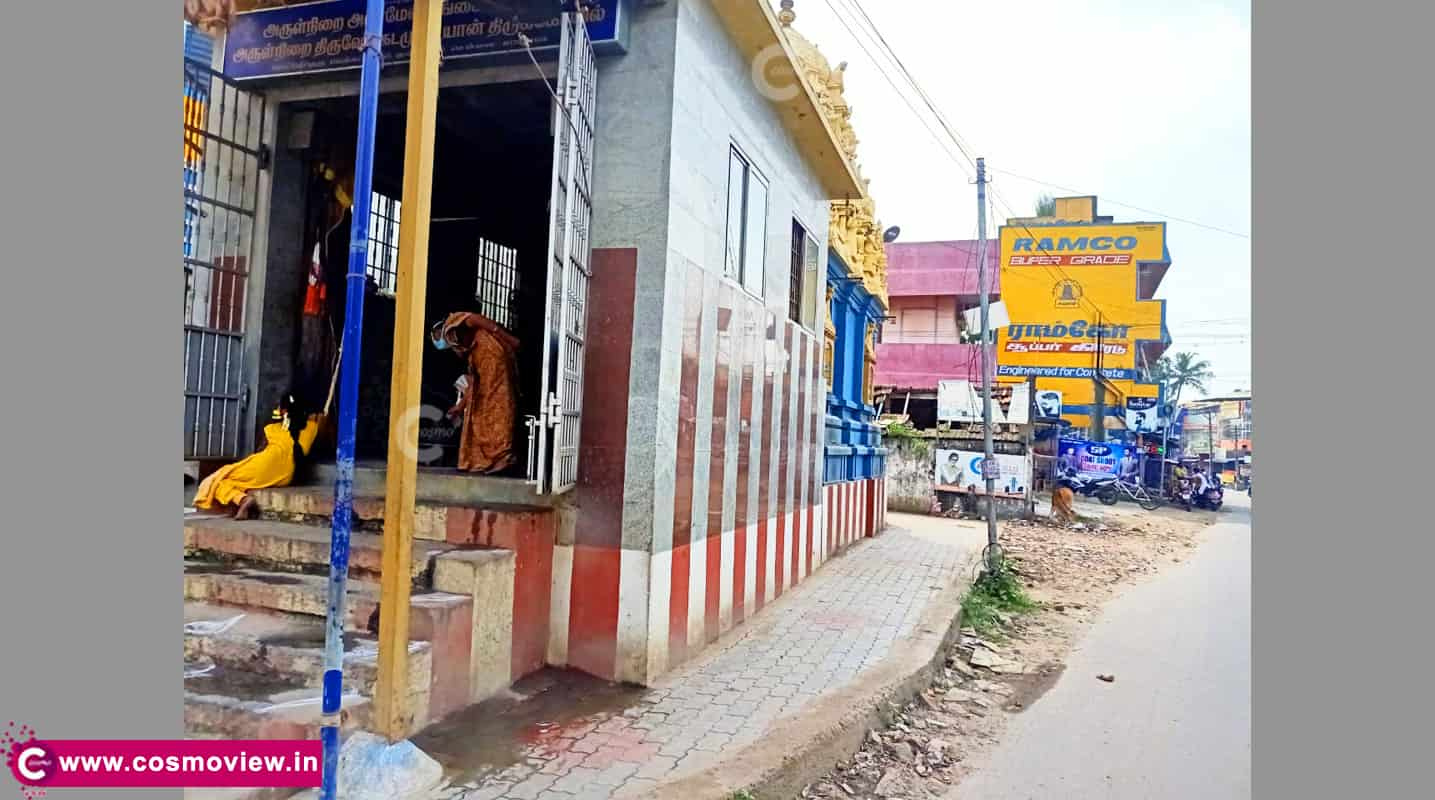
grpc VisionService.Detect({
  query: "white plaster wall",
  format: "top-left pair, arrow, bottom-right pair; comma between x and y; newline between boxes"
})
667,0 -> 831,313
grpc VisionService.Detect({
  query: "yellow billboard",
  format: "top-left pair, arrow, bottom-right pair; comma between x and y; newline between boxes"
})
996,221 -> 1169,431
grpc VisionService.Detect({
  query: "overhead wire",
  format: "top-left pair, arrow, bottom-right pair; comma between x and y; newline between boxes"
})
827,0 -> 1247,322
826,0 -> 1246,392
819,0 -> 973,181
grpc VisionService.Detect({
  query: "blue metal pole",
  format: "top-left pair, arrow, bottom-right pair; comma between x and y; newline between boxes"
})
322,1 -> 384,797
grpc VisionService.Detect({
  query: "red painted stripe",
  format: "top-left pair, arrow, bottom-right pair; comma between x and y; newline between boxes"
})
756,517 -> 769,611
868,479 -> 877,537
705,284 -> 735,644
668,542 -> 690,666
568,545 -> 621,680
774,510 -> 786,597
671,268 -> 707,553
706,527 -> 721,643
734,301 -> 754,624
444,507 -> 556,680
756,311 -> 776,610
734,523 -> 748,623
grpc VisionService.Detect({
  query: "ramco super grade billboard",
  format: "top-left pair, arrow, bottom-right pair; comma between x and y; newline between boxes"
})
996,222 -> 1169,426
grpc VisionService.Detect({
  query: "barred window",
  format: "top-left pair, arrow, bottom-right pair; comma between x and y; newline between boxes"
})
365,191 -> 401,295
475,236 -> 519,331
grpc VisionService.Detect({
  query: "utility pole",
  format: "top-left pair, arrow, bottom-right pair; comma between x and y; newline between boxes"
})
1092,315 -> 1105,442
975,157 -> 999,572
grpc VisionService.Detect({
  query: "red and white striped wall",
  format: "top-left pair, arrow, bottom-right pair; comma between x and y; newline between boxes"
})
545,252 -> 890,687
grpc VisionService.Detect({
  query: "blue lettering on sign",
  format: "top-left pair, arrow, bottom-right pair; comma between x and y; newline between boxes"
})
1004,322 -> 1133,343
1012,236 -> 1140,252
995,365 -> 1138,380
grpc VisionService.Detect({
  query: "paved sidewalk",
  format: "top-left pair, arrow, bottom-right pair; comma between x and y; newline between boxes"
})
423,514 -> 982,800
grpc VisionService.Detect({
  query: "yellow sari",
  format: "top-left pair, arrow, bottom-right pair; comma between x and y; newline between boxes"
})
194,415 -> 322,509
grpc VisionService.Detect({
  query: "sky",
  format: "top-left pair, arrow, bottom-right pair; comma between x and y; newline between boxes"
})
773,0 -> 1252,397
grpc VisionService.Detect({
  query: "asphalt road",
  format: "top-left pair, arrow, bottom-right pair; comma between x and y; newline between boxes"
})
952,494 -> 1252,799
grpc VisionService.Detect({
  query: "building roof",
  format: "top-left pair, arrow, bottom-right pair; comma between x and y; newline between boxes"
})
711,0 -> 865,198
883,240 -> 1000,298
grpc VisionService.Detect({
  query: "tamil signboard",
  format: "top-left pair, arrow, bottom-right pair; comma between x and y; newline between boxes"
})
995,218 -> 1168,430
935,448 -> 1031,498
223,0 -> 627,80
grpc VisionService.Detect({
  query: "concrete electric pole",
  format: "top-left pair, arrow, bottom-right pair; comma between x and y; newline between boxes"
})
975,158 -> 999,572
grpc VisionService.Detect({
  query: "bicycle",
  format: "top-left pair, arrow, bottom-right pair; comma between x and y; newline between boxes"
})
1098,476 -> 1164,511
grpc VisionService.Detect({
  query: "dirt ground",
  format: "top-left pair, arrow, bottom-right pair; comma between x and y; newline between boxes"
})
794,497 -> 1215,799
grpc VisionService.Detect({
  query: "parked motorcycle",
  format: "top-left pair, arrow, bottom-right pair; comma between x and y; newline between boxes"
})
1058,468 -> 1120,505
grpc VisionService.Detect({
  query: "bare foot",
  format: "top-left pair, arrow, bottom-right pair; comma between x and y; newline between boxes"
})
234,496 -> 258,520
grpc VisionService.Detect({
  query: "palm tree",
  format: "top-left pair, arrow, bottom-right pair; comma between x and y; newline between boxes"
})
1154,351 -> 1214,403
1152,352 -> 1214,468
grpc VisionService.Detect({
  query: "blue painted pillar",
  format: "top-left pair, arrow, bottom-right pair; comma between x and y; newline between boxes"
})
321,0 -> 383,797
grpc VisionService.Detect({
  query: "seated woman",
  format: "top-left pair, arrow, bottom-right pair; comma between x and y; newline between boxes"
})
193,393 -> 323,519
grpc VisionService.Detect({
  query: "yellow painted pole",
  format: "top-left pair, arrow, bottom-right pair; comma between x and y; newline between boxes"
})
376,0 -> 443,743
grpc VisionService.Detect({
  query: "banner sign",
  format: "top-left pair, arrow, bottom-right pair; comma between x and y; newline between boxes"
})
935,448 -> 1031,497
937,381 -> 1030,424
223,0 -> 625,80
1057,437 -> 1140,481
1124,396 -> 1160,433
1034,388 -> 1063,419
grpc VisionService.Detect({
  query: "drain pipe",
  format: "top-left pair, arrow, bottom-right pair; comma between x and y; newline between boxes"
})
322,1 -> 384,798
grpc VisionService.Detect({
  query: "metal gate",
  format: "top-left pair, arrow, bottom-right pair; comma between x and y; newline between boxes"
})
184,57 -> 268,460
529,12 -> 597,495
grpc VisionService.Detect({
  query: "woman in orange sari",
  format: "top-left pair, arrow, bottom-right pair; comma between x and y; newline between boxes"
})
193,393 -> 323,518
431,312 -> 520,474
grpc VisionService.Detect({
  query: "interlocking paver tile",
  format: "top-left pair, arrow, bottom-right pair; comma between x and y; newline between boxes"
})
444,524 -> 976,800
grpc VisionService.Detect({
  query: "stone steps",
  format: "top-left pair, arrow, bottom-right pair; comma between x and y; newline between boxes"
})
184,515 -> 452,582
180,469 -> 560,744
249,486 -> 554,546
183,602 -> 432,698
308,464 -> 556,509
183,689 -> 371,740
183,561 -> 472,636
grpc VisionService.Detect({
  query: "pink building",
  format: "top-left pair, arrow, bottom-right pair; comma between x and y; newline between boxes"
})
876,240 -> 998,425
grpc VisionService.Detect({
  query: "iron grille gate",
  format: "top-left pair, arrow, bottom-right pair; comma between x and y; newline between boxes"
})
184,58 -> 268,460
529,12 -> 597,495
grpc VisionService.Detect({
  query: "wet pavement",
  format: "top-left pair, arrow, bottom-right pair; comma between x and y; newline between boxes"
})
418,515 -> 983,800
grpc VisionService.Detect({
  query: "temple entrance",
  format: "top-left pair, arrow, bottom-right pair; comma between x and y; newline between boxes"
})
284,78 -> 556,480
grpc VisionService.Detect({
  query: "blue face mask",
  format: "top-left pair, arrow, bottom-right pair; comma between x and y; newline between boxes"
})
432,337 -> 448,351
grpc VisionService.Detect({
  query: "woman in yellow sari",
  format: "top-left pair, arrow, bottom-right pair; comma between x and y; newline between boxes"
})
194,393 -> 323,519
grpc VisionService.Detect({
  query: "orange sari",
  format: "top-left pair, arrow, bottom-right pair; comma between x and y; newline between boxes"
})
437,312 -> 520,474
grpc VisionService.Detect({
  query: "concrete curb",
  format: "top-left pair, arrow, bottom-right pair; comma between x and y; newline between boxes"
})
639,550 -> 982,800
